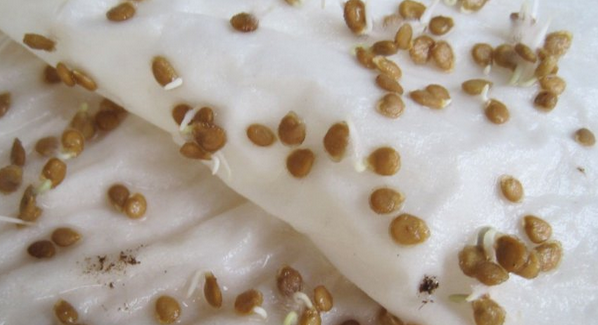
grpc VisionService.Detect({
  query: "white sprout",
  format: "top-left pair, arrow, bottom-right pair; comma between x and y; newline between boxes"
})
164,77 -> 183,91
79,102 -> 89,112
483,64 -> 492,76
179,107 -> 199,132
477,227 -> 498,261
57,152 -> 75,161
508,65 -> 524,86
252,306 -> 268,319
531,0 -> 539,20
420,0 -> 440,26
345,118 -> 366,173
209,155 -> 220,175
214,151 -> 232,180
293,292 -> 314,309
186,270 -> 203,298
448,294 -> 469,303
34,179 -> 52,195
283,311 -> 298,325
0,215 -> 35,226
480,84 -> 490,103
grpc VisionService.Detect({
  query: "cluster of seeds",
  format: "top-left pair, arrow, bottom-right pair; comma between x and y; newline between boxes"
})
107,183 -> 147,219
27,227 -> 81,259
171,104 -> 227,162
0,138 -> 25,194
54,61 -> 98,91
155,295 -> 181,324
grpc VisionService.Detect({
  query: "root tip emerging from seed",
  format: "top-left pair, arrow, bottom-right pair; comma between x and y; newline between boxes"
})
252,306 -> 268,319
293,292 -> 314,309
0,215 -> 35,226
283,311 -> 298,325
187,270 -> 203,298
164,77 -> 183,91
35,179 -> 53,195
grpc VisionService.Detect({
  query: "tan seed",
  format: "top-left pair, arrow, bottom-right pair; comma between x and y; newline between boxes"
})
285,0 -> 302,6
409,35 -> 435,65
394,23 -> 413,50
35,136 -> 59,157
458,245 -> 487,277
193,107 -> 215,124
247,124 -> 277,147
0,92 -> 11,118
100,98 -> 127,118
106,2 -> 136,22
95,110 -> 121,131
230,12 -> 259,32
343,0 -> 367,35
495,235 -> 528,272
493,44 -> 518,71
372,41 -> 398,56
426,84 -> 450,101
369,188 -> 405,215
54,299 -> 79,324
523,215 -> 552,244
355,46 -> 376,69
376,93 -> 405,119
376,74 -> 404,94
42,158 -> 66,188
431,41 -> 455,72
543,31 -> 572,57
378,307 -> 404,325
533,91 -> 558,112
474,261 -> 509,286
72,69 -> 98,91
152,56 -> 179,87
155,295 -> 181,324
234,289 -> 263,315
193,122 -> 227,152
278,112 -> 306,146
172,104 -> 191,125
389,213 -> 430,245
108,184 -> 130,211
535,55 -> 558,78
180,142 -> 212,160
204,272 -> 223,308
277,265 -> 303,296
43,65 -> 61,84
0,165 -> 22,194
124,193 -> 147,219
70,109 -> 96,140
287,149 -> 315,178
19,185 -> 42,223
56,62 -> 75,87
313,285 -> 333,312
340,320 -> 361,325
539,75 -> 566,95
373,57 -> 402,79
23,33 -> 55,51
429,16 -> 454,36
323,122 -> 350,162
462,79 -> 493,95
574,128 -> 596,147
11,138 -> 26,167
27,240 -> 56,259
499,175 -> 523,203
409,90 -> 443,109
514,43 -> 537,63
51,227 -> 82,247
534,241 -> 563,272
461,0 -> 488,12
368,147 -> 400,176
399,0 -> 426,20
514,250 -> 541,279
300,308 -> 322,325
61,129 -> 85,157
471,296 -> 506,325
484,99 -> 509,124
471,43 -> 493,68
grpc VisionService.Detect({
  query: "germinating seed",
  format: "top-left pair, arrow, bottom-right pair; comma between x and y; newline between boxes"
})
35,136 -> 58,157
458,245 -> 487,277
108,184 -> 130,211
514,250 -> 541,279
534,91 -> 558,111
172,104 -> 191,125
22,33 -> 55,51
461,0 -> 488,12
44,65 -> 61,84
410,35 -> 435,65
124,193 -> 147,219
471,43 -> 493,67
193,122 -> 227,152
410,89 -> 444,109
462,79 -> 492,95
234,289 -> 263,315
543,31 -> 572,57
180,142 -> 212,160
534,241 -> 562,272
0,165 -> 22,194
376,74 -> 403,94
152,56 -> 179,87
343,0 -> 367,35
277,265 -> 303,296
474,261 -> 509,286
389,213 -> 430,245
426,84 -> 450,101
204,272 -> 223,308
0,92 -> 11,118
523,215 -> 552,244
155,295 -> 181,324
279,112 -> 306,146
313,285 -> 333,312
300,308 -> 321,325
429,16 -> 454,36
369,187 -> 405,215
395,23 -> 413,50
514,43 -> 537,63
355,46 -> 376,69
484,100 -> 509,124
106,2 -> 136,22
495,235 -> 527,272
230,12 -> 259,32
247,124 -> 276,147
56,62 -> 75,87
61,129 -> 85,157
493,44 -> 517,71
376,93 -> 404,119
535,55 -> 558,78
27,240 -> 56,259
72,69 -> 98,91
373,57 -> 402,79
372,41 -> 398,56
368,147 -> 400,176
54,299 -> 79,324
574,128 -> 596,147
287,149 -> 315,178
11,138 -> 25,167
399,0 -> 426,20
42,158 -> 66,188
19,185 -> 42,222
51,227 -> 81,247
323,122 -> 349,162
539,75 -> 566,95
378,307 -> 404,325
70,109 -> 96,140
471,296 -> 506,325
194,107 -> 214,124
499,175 -> 523,203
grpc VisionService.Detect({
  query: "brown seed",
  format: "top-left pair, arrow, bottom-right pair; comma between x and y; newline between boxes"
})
51,227 -> 82,247
155,295 -> 181,324
368,147 -> 400,176
204,272 -> 223,308
431,41 -> 455,72
27,240 -> 56,259
409,89 -> 444,109
42,158 -> 67,188
389,213 -> 430,246
355,46 -> 376,69
376,93 -> 405,119
369,188 -> 405,214
343,0 -> 367,35
495,235 -> 527,272
426,84 -> 450,101
376,74 -> 404,94
54,299 -> 79,324
493,44 -> 518,71
462,0 -> 488,12
230,12 -> 259,32
472,296 -> 506,325
35,136 -> 59,157
543,31 -> 572,57
471,43 -> 493,68
193,122 -> 227,152
340,320 -> 361,325
574,128 -> 596,147
462,79 -> 493,95
19,185 -> 42,223
523,215 -> 552,244
409,35 -> 435,65
108,184 -> 130,211
378,307 -> 404,325
484,99 -> 509,124
61,129 -> 85,157
538,75 -> 566,95
533,91 -> 558,112
429,16 -> 454,36
399,0 -> 426,20
499,175 -> 523,203
100,98 -> 127,117
193,107 -> 215,124
124,193 -> 147,219
152,56 -> 179,87
72,69 -> 98,91
535,55 -> 558,78
458,245 -> 487,277
323,122 -> 350,162
95,110 -> 120,131
300,308 -> 322,325
0,165 -> 23,194
11,138 -> 26,167
70,109 -> 96,140
514,43 -> 537,63
180,142 -> 212,160
313,285 -> 333,312
474,261 -> 509,286
285,0 -> 302,6
43,65 -> 61,84
278,112 -> 306,146
22,33 -> 55,51
172,104 -> 191,125
394,23 -> 413,50
534,241 -> 563,272
287,149 -> 315,178
106,2 -> 136,22
0,92 -> 11,118
373,57 -> 402,79
56,62 -> 75,87
247,124 -> 277,147
277,265 -> 303,296
372,41 -> 398,56
234,289 -> 263,315
514,250 -> 541,279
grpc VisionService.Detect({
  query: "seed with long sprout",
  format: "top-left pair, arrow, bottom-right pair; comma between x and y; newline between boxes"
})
458,245 -> 487,277
389,213 -> 430,245
535,56 -> 558,78
27,240 -> 56,259
193,122 -> 227,152
493,44 -> 517,71
484,99 -> 509,124
429,16 -> 454,36
279,112 -> 306,146
313,285 -> 333,312
534,241 -> 562,272
152,56 -> 179,88
56,62 -> 75,87
499,175 -> 523,203
431,41 -> 455,72
373,57 -> 402,80
300,308 -> 321,325
42,158 -> 66,188
172,104 -> 191,125
72,69 -> 98,91
398,0 -> 426,19
369,187 -> 404,215
0,92 -> 11,118
204,272 -> 223,308
471,296 -> 505,325
180,142 -> 212,160
287,149 -> 315,178
22,33 -> 55,51
394,23 -> 413,50
543,31 -> 572,57
106,2 -> 136,22
523,215 -> 552,244
230,12 -> 259,32
247,124 -> 277,147
514,250 -> 541,279
409,35 -> 435,65
471,43 -> 493,68
355,46 -> 376,69
376,93 -> 404,119
495,235 -> 527,272
11,138 -> 25,167
0,165 -> 22,194
539,75 -> 566,95
234,289 -> 263,315
43,65 -> 61,84
533,91 -> 558,112
70,108 -> 96,140
343,0 -> 367,35
124,193 -> 147,219
574,128 -> 596,147
367,147 -> 400,176
462,79 -> 492,95
475,261 -> 509,286
54,299 -> 79,324
375,74 -> 404,94
51,227 -> 82,247
323,122 -> 350,162
514,43 -> 537,63
276,265 -> 303,296
19,185 -> 42,223
372,41 -> 398,56
108,184 -> 130,211
378,307 -> 403,325
35,136 -> 58,157
155,295 -> 181,324
61,129 -> 85,157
